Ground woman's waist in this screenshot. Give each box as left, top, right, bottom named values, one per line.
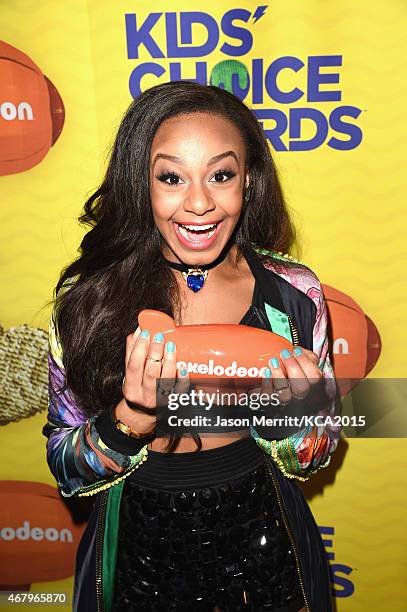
left=148, top=432, right=249, bottom=453
left=125, top=435, right=265, bottom=490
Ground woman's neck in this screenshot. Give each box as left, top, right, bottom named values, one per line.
left=162, top=243, right=246, bottom=284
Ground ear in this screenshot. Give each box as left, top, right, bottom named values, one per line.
left=245, top=170, right=251, bottom=190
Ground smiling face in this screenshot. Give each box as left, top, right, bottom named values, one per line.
left=149, top=112, right=249, bottom=265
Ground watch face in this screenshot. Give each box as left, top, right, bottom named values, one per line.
left=115, top=420, right=130, bottom=434
left=116, top=419, right=142, bottom=438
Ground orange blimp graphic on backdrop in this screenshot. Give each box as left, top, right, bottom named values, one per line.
left=0, top=481, right=85, bottom=588
left=138, top=309, right=293, bottom=388
left=0, top=41, right=65, bottom=175
left=322, top=284, right=381, bottom=393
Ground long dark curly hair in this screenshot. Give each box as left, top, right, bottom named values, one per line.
left=54, top=81, right=295, bottom=452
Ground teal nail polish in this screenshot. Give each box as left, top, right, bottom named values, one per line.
left=180, top=368, right=187, bottom=376
left=166, top=341, right=175, bottom=353
left=280, top=349, right=291, bottom=359
left=294, top=347, right=302, bottom=357
left=264, top=368, right=271, bottom=378
left=270, top=357, right=279, bottom=369
left=140, top=329, right=149, bottom=338
left=153, top=332, right=164, bottom=343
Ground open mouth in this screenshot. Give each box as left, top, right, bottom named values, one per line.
left=173, top=220, right=223, bottom=247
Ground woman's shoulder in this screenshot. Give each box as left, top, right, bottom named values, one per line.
left=253, top=247, right=323, bottom=307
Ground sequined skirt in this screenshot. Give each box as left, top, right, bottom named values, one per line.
left=112, top=437, right=306, bottom=612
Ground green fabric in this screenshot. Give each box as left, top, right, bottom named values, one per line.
left=264, top=302, right=293, bottom=343
left=250, top=300, right=294, bottom=442
left=252, top=245, right=309, bottom=270
left=276, top=437, right=302, bottom=474
left=103, top=481, right=125, bottom=611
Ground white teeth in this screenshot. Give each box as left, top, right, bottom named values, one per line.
left=179, top=223, right=217, bottom=231
left=178, top=225, right=190, bottom=239
left=178, top=224, right=217, bottom=240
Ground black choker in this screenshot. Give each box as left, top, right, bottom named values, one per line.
left=163, top=245, right=231, bottom=293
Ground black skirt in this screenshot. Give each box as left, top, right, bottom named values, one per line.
left=112, top=436, right=306, bottom=612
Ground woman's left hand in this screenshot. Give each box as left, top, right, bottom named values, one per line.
left=250, top=346, right=322, bottom=405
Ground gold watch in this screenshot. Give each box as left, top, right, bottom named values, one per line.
left=114, top=418, right=147, bottom=439
left=111, top=405, right=154, bottom=439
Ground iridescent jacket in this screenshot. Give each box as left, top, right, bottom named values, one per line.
left=42, top=246, right=341, bottom=612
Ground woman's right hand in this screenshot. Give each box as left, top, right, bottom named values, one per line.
left=122, top=327, right=190, bottom=411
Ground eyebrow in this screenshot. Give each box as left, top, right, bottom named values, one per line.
left=152, top=150, right=239, bottom=168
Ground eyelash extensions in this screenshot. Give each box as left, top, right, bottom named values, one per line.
left=156, top=168, right=237, bottom=186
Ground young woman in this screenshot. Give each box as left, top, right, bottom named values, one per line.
left=43, top=81, right=341, bottom=612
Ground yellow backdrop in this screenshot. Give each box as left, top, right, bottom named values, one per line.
left=1, top=1, right=406, bottom=610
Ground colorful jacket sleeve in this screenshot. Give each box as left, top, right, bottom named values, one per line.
left=42, top=295, right=151, bottom=498
left=252, top=254, right=342, bottom=481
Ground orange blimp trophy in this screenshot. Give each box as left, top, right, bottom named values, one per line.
left=138, top=309, right=293, bottom=391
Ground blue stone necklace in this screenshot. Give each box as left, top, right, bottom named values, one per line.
left=181, top=267, right=208, bottom=293
left=163, top=245, right=231, bottom=293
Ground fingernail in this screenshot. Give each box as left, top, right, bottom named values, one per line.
left=280, top=349, right=291, bottom=359
left=140, top=329, right=149, bottom=338
left=264, top=368, right=271, bottom=378
left=153, top=333, right=164, bottom=343
left=294, top=347, right=302, bottom=357
left=270, top=357, right=279, bottom=369
left=180, top=368, right=187, bottom=376
left=166, top=341, right=175, bottom=353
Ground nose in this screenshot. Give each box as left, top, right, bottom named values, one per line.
left=182, top=183, right=216, bottom=216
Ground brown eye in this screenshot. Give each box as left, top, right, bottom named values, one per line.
left=211, top=169, right=237, bottom=183
left=156, top=171, right=182, bottom=186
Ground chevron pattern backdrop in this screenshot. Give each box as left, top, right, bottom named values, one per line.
left=0, top=1, right=406, bottom=609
